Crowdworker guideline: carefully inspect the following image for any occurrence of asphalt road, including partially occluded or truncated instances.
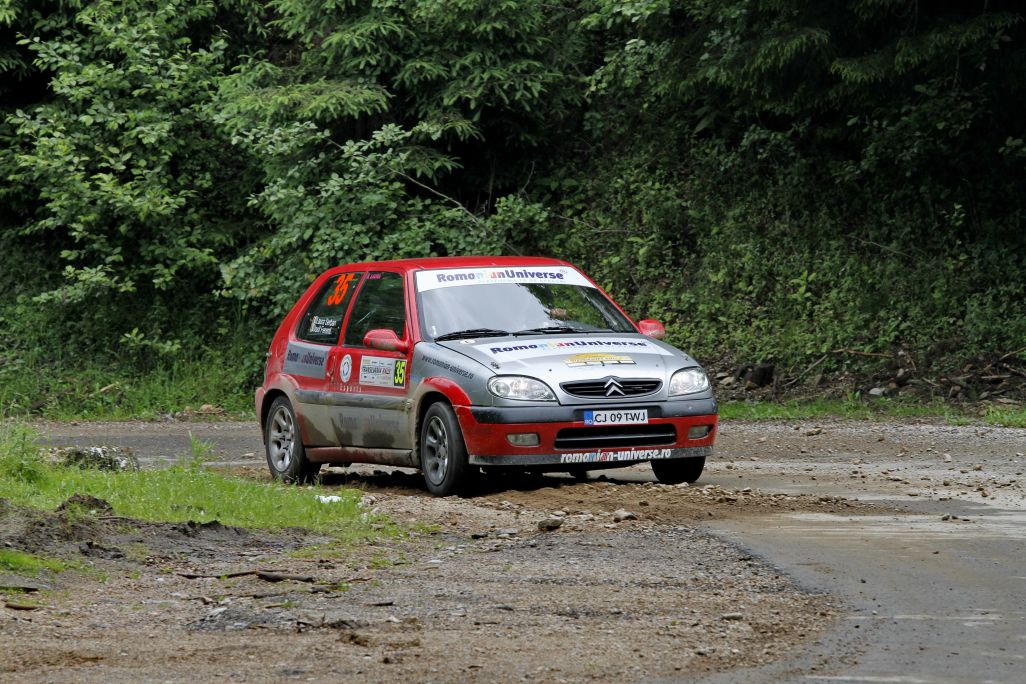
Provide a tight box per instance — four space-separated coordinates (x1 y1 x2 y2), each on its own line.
39 418 1026 683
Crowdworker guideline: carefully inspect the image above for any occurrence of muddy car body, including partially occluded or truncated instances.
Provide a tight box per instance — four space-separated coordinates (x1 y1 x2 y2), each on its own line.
257 257 717 495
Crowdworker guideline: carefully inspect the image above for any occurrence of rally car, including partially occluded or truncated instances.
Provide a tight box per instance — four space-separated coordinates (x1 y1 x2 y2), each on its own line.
256 257 717 495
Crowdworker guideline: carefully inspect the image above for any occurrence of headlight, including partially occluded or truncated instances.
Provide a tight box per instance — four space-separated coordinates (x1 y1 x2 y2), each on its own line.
668 368 710 396
487 376 556 402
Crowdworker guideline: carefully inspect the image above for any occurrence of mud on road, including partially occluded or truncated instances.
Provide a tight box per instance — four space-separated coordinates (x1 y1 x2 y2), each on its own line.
5 418 1025 683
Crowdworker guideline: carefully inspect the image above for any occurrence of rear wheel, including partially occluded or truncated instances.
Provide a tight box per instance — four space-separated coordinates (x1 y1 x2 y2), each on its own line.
265 397 321 483
651 457 705 485
420 402 474 496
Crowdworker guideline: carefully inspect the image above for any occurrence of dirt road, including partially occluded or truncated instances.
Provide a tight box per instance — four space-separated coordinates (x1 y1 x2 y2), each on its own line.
9 418 1026 683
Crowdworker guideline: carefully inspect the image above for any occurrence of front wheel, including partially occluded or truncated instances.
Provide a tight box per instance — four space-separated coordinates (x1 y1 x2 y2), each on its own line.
420 402 474 496
265 397 321 484
651 457 705 485
567 468 590 481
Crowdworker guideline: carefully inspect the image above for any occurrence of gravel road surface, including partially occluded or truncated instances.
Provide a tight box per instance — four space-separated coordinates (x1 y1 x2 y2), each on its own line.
26 418 1026 683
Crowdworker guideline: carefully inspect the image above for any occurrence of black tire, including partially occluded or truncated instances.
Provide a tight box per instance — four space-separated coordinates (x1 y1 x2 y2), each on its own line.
651 457 705 485
264 396 321 483
420 402 474 496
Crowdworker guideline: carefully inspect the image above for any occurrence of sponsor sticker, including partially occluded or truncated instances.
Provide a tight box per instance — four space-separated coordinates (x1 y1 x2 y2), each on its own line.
420 354 475 379
565 352 635 367
415 266 593 292
559 448 673 464
359 356 407 388
340 354 353 383
583 409 648 426
283 341 329 379
308 315 340 337
477 337 673 361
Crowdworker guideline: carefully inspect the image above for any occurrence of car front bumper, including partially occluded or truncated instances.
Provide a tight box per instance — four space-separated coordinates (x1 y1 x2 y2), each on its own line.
455 398 717 468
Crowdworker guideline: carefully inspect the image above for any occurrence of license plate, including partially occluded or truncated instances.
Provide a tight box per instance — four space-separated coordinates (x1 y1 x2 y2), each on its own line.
583 409 649 426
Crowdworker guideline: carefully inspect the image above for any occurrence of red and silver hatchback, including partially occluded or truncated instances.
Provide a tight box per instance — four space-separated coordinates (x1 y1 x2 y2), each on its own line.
257 257 716 495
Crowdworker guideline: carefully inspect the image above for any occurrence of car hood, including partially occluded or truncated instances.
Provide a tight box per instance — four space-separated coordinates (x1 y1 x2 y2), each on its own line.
436 333 695 380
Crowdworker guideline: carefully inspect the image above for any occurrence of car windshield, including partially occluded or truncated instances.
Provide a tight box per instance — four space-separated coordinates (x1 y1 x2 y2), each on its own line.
417 277 635 340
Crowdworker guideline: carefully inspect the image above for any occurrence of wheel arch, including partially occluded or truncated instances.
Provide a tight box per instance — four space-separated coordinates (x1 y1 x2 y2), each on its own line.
414 391 451 456
410 378 472 457
259 388 289 441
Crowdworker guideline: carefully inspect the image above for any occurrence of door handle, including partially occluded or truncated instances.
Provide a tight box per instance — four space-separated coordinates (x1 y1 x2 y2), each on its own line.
325 348 341 382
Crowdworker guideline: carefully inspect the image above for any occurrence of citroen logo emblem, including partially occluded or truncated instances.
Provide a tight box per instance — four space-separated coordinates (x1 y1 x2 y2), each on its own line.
604 377 625 397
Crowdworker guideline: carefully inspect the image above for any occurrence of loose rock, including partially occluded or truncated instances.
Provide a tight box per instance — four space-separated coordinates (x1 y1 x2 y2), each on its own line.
44 445 139 472
537 517 563 532
57 494 114 514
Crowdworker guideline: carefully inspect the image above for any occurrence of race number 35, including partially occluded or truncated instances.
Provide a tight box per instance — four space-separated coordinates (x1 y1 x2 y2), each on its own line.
393 360 408 387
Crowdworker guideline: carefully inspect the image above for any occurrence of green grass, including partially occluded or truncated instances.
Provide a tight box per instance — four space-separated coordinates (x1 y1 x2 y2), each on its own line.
977 405 1026 429
720 397 1026 427
0 421 395 540
0 548 73 575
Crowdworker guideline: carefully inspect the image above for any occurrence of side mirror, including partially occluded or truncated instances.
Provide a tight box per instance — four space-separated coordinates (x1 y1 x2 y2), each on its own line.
363 329 410 353
637 319 666 339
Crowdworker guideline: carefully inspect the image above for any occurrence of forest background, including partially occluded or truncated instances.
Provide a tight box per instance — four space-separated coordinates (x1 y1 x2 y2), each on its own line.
2 0 1024 419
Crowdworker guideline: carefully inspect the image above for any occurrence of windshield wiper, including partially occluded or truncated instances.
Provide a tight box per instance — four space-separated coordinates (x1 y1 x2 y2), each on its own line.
512 325 585 335
434 328 510 341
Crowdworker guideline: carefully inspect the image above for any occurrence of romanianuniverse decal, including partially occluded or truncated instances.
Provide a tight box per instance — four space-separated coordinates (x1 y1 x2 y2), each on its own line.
283 341 329 379
415 266 592 291
476 337 673 361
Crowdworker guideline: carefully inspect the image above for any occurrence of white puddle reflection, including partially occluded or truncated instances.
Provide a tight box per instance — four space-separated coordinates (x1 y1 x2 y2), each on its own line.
779 511 1026 540
805 676 946 683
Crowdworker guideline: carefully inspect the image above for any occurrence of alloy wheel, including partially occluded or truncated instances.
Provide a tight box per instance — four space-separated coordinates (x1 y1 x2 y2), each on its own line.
268 406 295 472
423 415 450 486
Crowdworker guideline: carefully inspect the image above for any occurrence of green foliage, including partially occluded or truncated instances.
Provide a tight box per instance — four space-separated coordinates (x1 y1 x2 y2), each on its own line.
0 1 81 91
1 0 261 364
536 0 1026 373
2 0 1025 402
0 337 261 420
11 1 234 298
259 0 576 130
212 0 584 319
217 122 516 319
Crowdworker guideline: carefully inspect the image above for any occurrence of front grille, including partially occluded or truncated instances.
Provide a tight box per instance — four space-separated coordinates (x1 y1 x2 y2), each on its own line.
554 424 677 450
561 378 661 398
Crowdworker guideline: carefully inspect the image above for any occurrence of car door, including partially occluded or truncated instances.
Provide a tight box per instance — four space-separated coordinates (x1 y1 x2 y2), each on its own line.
288 270 363 446
329 270 413 450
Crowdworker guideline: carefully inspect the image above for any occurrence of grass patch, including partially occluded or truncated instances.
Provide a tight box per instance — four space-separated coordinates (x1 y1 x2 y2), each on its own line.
721 397 952 422
980 406 1026 429
0 548 72 575
0 422 395 540
720 397 1024 427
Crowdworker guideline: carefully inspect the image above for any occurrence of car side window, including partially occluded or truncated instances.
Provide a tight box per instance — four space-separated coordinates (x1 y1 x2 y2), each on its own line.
343 272 406 346
296 272 363 345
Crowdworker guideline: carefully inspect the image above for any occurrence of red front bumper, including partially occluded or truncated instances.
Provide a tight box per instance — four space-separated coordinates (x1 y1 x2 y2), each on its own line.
455 406 717 467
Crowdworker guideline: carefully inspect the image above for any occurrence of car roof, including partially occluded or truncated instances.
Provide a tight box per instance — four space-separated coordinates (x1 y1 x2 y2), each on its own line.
333 256 573 273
